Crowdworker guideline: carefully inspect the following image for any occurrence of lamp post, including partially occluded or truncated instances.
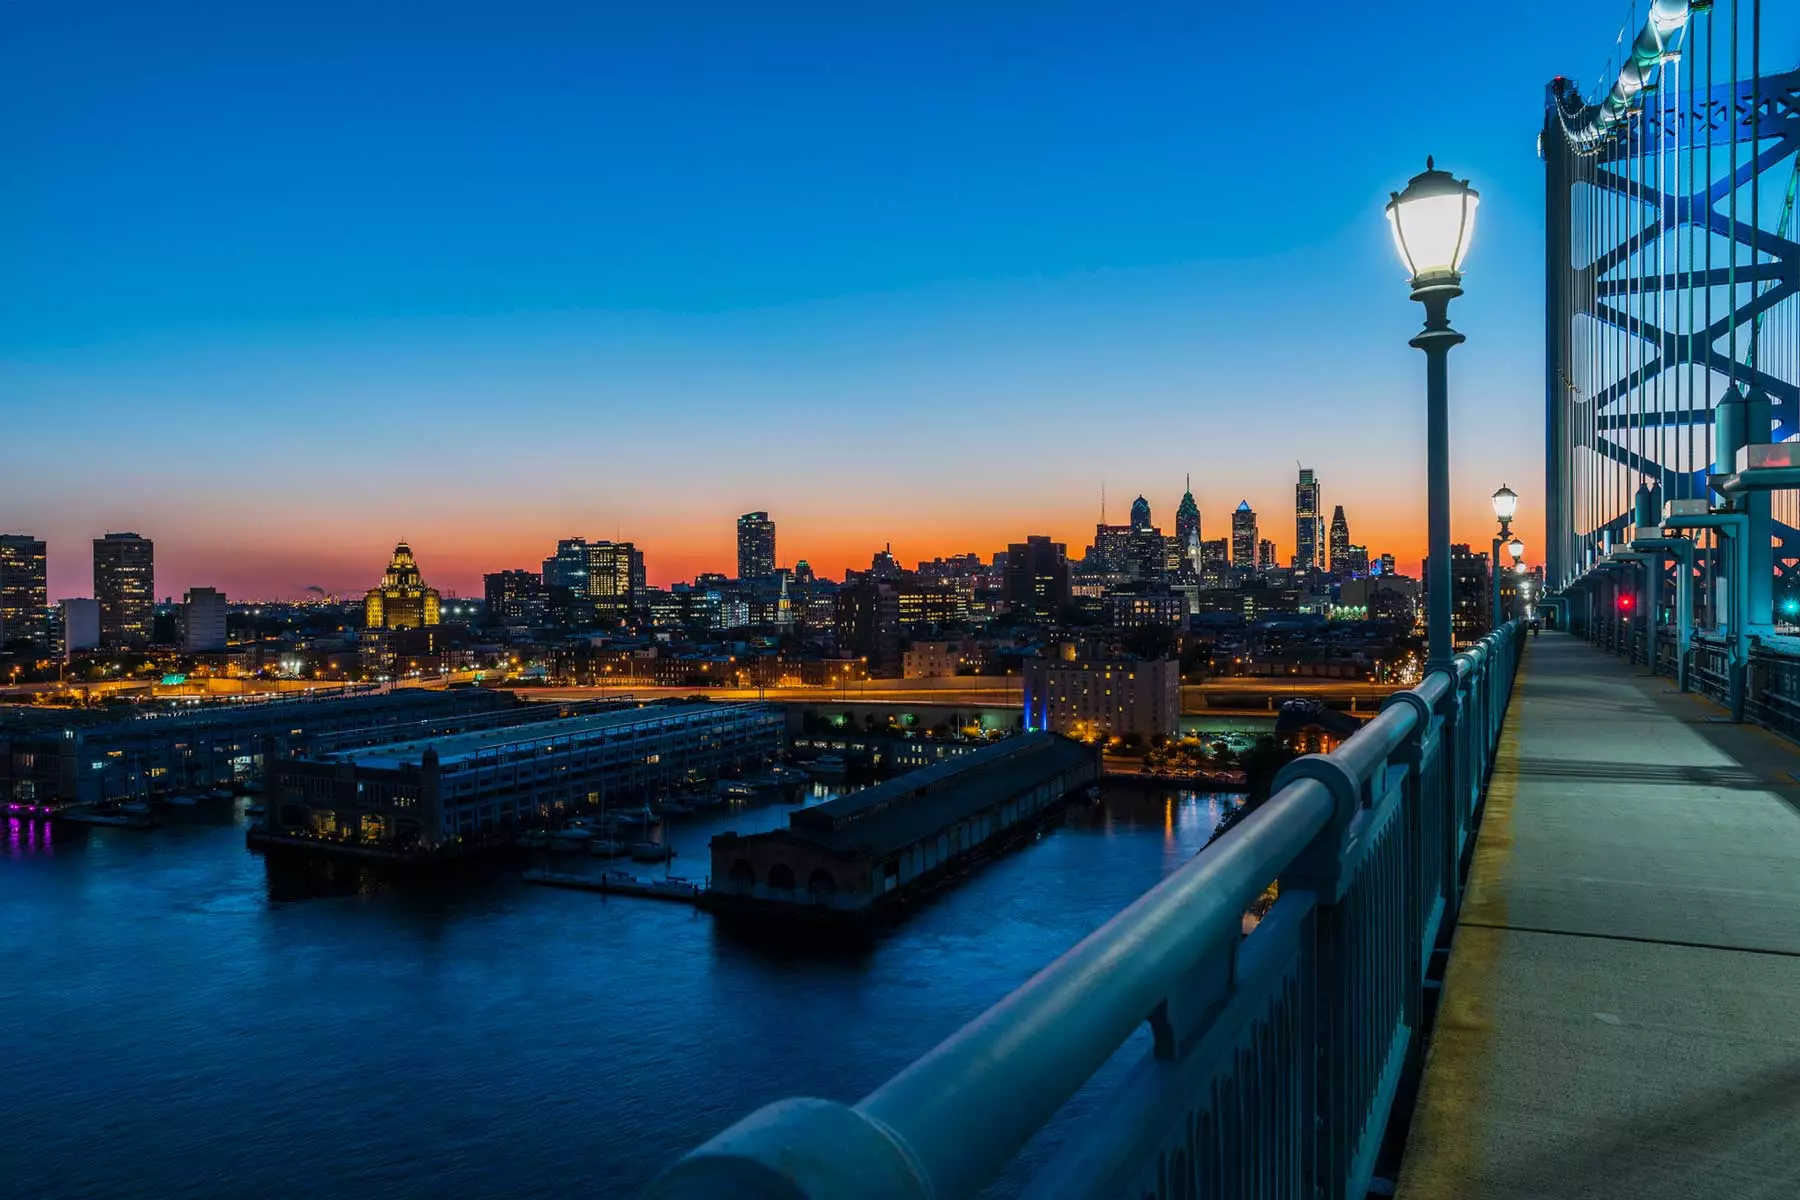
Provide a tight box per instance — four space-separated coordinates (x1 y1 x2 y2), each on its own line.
1490 484 1518 630
1506 536 1525 622
1388 158 1479 672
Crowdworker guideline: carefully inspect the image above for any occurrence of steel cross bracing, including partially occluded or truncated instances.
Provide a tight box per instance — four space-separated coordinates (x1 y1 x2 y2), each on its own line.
1546 64 1800 593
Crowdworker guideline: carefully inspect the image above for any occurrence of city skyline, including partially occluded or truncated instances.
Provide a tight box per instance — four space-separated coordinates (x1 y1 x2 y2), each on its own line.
0 0 1605 600
17 470 1449 602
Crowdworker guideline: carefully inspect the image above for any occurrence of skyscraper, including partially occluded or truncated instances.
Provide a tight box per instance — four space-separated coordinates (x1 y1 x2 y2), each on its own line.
1175 479 1200 565
485 570 549 627
365 542 441 630
93 532 154 647
542 538 589 600
0 534 49 648
1329 506 1351 575
737 512 776 581
1257 539 1277 571
1003 536 1070 624
1294 468 1321 572
586 541 639 622
1230 502 1257 569
1129 495 1152 532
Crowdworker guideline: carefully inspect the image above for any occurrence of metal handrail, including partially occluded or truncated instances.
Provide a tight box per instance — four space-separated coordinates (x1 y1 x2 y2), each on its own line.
649 622 1526 1200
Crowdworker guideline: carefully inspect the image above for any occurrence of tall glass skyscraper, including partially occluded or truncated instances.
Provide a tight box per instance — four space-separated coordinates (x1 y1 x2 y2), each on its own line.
737 512 776 581
1128 495 1152 532
1294 468 1321 572
1230 502 1257 569
543 538 590 600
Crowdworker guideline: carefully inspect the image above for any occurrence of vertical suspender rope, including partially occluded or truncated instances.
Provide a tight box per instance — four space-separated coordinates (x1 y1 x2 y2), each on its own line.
1705 2 1717 626
1684 31 1695 505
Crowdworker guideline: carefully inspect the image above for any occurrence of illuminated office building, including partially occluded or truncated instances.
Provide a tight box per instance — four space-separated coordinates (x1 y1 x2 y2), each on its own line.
0 534 49 648
586 541 641 622
1329 506 1352 576
1230 502 1257 569
542 538 589 599
737 512 776 581
1295 468 1322 572
93 532 155 647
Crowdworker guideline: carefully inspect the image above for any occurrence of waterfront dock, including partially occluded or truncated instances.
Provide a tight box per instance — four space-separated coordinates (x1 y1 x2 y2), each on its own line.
523 869 705 904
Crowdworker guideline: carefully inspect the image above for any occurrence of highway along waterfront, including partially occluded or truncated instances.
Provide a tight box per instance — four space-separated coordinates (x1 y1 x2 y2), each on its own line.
1 781 1240 1198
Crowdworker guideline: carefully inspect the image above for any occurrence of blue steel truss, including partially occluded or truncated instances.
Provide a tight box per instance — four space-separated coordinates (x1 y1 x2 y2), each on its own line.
1547 68 1800 588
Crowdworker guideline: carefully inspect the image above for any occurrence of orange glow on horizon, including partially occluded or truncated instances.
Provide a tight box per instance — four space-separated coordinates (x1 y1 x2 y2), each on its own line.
131 491 1546 603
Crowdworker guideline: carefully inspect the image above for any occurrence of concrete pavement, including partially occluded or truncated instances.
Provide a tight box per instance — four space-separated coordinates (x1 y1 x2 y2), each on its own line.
1398 632 1800 1199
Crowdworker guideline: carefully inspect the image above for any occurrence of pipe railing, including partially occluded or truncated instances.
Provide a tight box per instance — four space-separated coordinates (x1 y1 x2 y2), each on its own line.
648 622 1527 1200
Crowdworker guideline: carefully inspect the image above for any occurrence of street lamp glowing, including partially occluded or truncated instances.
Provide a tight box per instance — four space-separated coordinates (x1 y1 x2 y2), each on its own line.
1507 537 1525 566
1386 158 1479 283
1491 484 1519 524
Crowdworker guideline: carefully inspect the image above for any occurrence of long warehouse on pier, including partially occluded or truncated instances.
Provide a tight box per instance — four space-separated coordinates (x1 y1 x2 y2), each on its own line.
709 732 1097 919
265 700 784 856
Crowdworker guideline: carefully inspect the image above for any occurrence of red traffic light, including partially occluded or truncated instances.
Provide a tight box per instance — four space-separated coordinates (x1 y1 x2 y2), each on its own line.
1619 595 1634 610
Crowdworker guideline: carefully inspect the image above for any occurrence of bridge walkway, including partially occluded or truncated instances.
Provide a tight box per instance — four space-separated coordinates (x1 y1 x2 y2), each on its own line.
1398 632 1800 1199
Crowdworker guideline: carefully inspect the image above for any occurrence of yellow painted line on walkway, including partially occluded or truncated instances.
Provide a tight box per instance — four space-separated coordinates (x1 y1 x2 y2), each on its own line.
1396 641 1528 1197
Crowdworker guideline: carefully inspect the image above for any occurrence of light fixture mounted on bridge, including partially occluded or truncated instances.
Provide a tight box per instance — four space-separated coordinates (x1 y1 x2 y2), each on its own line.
1385 158 1480 285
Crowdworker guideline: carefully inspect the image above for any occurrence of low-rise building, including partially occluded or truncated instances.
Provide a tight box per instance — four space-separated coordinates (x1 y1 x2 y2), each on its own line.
1022 654 1180 740
1104 588 1188 630
903 639 975 678
266 700 784 855
0 687 517 811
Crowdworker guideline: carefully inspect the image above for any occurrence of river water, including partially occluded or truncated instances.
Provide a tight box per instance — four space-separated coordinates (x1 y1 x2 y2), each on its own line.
1 783 1240 1198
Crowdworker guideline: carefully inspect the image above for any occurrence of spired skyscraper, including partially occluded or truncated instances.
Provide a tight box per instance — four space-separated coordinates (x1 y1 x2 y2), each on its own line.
1295 468 1322 572
1230 502 1257 569
1174 479 1201 566
93 532 154 647
737 512 776 581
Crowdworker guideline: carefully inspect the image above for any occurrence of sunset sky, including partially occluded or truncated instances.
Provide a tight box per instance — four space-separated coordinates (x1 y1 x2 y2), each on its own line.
1 1 1687 600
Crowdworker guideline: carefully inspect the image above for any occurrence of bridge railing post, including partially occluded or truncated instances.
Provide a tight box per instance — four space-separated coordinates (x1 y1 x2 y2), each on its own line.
1427 665 1464 924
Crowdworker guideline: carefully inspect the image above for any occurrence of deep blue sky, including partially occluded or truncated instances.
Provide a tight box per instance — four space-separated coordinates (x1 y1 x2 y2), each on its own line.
1 1 1763 597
